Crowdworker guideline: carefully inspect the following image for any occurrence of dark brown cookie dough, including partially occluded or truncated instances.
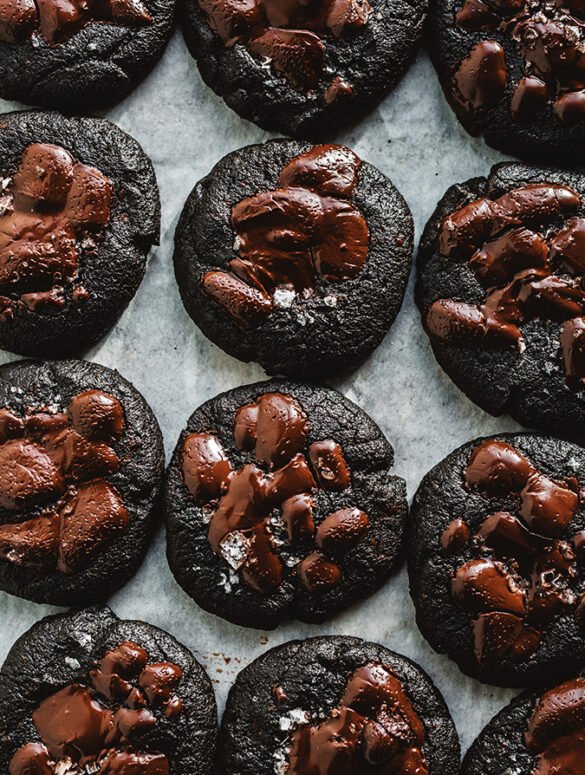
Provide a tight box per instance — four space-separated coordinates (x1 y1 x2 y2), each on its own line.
0 111 160 358
163 379 408 630
462 672 585 774
430 0 585 161
174 140 413 379
180 0 427 137
409 432 585 687
417 161 585 439
0 606 217 775
0 0 175 109
0 358 164 606
218 636 460 775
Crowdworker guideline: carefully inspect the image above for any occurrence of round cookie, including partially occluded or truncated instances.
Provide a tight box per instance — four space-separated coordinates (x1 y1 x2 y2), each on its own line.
0 110 160 358
0 606 217 775
219 636 460 775
180 0 427 138
174 141 413 379
417 162 585 439
0 0 175 110
430 0 585 161
462 675 585 775
0 358 164 606
409 432 585 687
164 379 408 630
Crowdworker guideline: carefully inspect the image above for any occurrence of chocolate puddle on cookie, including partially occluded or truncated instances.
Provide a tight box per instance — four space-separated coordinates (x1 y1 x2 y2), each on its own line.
202 145 370 329
450 0 585 126
181 390 371 595
425 181 585 389
0 143 113 319
9 641 183 775
197 0 370 96
0 389 131 575
441 438 585 666
273 662 429 775
0 0 152 46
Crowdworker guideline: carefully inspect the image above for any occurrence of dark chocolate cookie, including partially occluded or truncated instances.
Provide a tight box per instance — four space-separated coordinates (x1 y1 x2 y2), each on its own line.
0 606 217 775
462 672 585 775
174 141 413 379
417 162 585 439
0 0 175 110
218 636 460 775
164 379 408 630
430 0 585 161
409 432 585 687
0 111 160 358
0 358 164 606
180 0 427 137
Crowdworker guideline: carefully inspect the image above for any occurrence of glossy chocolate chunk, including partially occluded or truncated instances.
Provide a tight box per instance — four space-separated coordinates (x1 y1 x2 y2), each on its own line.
203 145 368 329
181 390 364 597
197 0 370 94
0 142 112 319
0 0 151 43
9 639 183 774
425 179 585 387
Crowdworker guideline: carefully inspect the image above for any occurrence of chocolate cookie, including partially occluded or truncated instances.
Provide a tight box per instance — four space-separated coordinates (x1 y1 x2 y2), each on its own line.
0 358 164 606
180 0 427 137
417 162 585 439
218 636 460 775
0 111 160 358
0 0 174 109
163 380 408 630
174 141 413 379
430 0 585 160
0 606 217 775
409 432 585 687
462 673 585 775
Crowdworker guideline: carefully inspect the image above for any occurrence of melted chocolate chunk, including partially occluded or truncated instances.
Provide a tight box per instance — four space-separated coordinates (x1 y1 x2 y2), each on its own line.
203 145 369 328
525 677 585 775
197 0 370 95
451 0 585 125
426 182 585 387
440 518 470 552
0 0 151 44
181 390 369 596
286 662 428 774
0 389 129 575
448 439 582 666
9 641 183 775
0 143 113 318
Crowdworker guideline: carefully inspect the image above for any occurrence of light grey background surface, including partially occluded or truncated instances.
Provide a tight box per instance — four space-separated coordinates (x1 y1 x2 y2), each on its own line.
0 31 526 757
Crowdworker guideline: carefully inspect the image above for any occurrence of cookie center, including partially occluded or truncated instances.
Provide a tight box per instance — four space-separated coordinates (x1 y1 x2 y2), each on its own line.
202 145 370 329
425 182 585 388
0 143 113 318
276 662 428 775
441 438 585 666
0 389 130 575
451 0 585 124
0 0 152 45
197 0 370 94
181 390 371 595
8 641 183 775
